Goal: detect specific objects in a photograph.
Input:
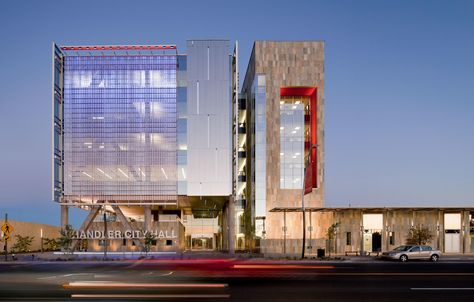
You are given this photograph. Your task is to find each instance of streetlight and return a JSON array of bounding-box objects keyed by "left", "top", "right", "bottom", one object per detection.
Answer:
[
  {"left": 40, "top": 228, "right": 43, "bottom": 253},
  {"left": 301, "top": 144, "right": 317, "bottom": 259}
]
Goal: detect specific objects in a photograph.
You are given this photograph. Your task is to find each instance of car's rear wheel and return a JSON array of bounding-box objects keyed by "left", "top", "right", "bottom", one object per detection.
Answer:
[
  {"left": 400, "top": 255, "right": 408, "bottom": 262},
  {"left": 430, "top": 254, "right": 439, "bottom": 262}
]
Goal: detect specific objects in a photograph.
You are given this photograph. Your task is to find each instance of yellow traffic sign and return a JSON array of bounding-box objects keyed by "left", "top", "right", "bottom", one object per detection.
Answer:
[
  {"left": 3, "top": 233, "right": 11, "bottom": 241},
  {"left": 1, "top": 222, "right": 13, "bottom": 234}
]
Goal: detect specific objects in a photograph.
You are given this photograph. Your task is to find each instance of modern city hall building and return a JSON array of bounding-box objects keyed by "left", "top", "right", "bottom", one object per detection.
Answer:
[{"left": 52, "top": 40, "right": 474, "bottom": 255}]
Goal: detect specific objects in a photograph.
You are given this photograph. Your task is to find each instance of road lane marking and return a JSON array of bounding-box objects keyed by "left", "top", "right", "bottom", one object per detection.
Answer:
[
  {"left": 141, "top": 271, "right": 173, "bottom": 277},
  {"left": 63, "top": 282, "right": 228, "bottom": 289},
  {"left": 71, "top": 294, "right": 230, "bottom": 299},
  {"left": 37, "top": 276, "right": 57, "bottom": 280}
]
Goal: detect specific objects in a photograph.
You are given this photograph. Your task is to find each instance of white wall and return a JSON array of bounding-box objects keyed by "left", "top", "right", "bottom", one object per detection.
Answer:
[{"left": 186, "top": 40, "right": 232, "bottom": 196}]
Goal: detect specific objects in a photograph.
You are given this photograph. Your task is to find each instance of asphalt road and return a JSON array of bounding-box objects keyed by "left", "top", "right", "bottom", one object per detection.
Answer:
[{"left": 1, "top": 259, "right": 474, "bottom": 301}]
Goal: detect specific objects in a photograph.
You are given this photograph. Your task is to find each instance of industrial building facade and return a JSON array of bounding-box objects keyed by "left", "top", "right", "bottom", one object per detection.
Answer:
[{"left": 52, "top": 40, "right": 474, "bottom": 255}]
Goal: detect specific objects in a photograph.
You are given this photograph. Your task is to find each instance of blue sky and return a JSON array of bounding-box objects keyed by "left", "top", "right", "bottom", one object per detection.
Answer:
[{"left": 0, "top": 0, "right": 473, "bottom": 227}]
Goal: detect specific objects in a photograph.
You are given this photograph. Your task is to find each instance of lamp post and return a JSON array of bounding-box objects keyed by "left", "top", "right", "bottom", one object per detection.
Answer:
[{"left": 301, "top": 144, "right": 317, "bottom": 259}]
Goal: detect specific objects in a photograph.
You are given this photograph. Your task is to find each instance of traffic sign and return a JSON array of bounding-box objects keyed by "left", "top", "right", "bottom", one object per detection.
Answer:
[
  {"left": 3, "top": 233, "right": 10, "bottom": 241},
  {"left": 1, "top": 222, "right": 13, "bottom": 234}
]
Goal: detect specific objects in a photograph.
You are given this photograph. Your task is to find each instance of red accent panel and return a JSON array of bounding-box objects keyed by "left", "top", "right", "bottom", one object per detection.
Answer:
[{"left": 280, "top": 87, "right": 318, "bottom": 194}]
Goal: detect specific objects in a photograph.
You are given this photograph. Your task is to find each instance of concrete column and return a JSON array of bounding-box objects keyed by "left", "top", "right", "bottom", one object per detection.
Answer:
[
  {"left": 61, "top": 205, "right": 69, "bottom": 228},
  {"left": 144, "top": 205, "right": 152, "bottom": 232},
  {"left": 228, "top": 197, "right": 235, "bottom": 254}
]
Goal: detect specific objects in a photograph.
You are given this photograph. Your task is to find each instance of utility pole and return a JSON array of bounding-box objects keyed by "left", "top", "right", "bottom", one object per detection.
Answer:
[
  {"left": 103, "top": 211, "right": 107, "bottom": 259},
  {"left": 302, "top": 144, "right": 317, "bottom": 259},
  {"left": 4, "top": 213, "right": 8, "bottom": 261}
]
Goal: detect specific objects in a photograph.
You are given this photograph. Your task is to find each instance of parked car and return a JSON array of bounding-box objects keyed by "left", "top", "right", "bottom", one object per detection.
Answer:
[{"left": 381, "top": 245, "right": 441, "bottom": 262}]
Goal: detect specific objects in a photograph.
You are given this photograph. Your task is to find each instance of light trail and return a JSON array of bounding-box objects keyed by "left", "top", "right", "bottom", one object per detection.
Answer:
[
  {"left": 71, "top": 294, "right": 230, "bottom": 299},
  {"left": 63, "top": 282, "right": 228, "bottom": 289},
  {"left": 233, "top": 264, "right": 335, "bottom": 269},
  {"left": 411, "top": 288, "right": 474, "bottom": 291}
]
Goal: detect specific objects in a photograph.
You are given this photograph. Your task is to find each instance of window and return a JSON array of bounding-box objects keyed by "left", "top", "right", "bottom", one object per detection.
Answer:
[
  {"left": 421, "top": 246, "right": 432, "bottom": 251},
  {"left": 98, "top": 240, "right": 109, "bottom": 246},
  {"left": 166, "top": 240, "right": 173, "bottom": 246},
  {"left": 389, "top": 232, "right": 395, "bottom": 245},
  {"left": 346, "top": 232, "right": 351, "bottom": 245},
  {"left": 280, "top": 102, "right": 304, "bottom": 189},
  {"left": 410, "top": 246, "right": 421, "bottom": 252},
  {"left": 122, "top": 239, "right": 127, "bottom": 246},
  {"left": 152, "top": 240, "right": 157, "bottom": 246}
]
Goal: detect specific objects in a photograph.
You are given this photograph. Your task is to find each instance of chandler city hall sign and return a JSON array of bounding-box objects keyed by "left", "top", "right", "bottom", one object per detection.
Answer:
[{"left": 74, "top": 229, "right": 177, "bottom": 239}]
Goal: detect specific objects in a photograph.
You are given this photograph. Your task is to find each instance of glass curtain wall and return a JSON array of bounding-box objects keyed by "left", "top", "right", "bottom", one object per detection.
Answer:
[
  {"left": 280, "top": 98, "right": 305, "bottom": 189},
  {"left": 53, "top": 45, "right": 64, "bottom": 202},
  {"left": 62, "top": 55, "right": 178, "bottom": 202},
  {"left": 253, "top": 75, "right": 266, "bottom": 239},
  {"left": 177, "top": 55, "right": 187, "bottom": 195}
]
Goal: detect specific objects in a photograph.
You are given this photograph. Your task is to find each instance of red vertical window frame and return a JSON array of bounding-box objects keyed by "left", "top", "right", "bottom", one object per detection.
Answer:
[{"left": 280, "top": 87, "right": 318, "bottom": 193}]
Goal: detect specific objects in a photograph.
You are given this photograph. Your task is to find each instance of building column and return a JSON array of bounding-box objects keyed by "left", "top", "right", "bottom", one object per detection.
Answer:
[
  {"left": 144, "top": 205, "right": 152, "bottom": 232},
  {"left": 439, "top": 210, "right": 444, "bottom": 252},
  {"left": 384, "top": 210, "right": 389, "bottom": 252},
  {"left": 61, "top": 205, "right": 69, "bottom": 228},
  {"left": 463, "top": 211, "right": 470, "bottom": 254},
  {"left": 359, "top": 210, "right": 364, "bottom": 254},
  {"left": 228, "top": 197, "right": 235, "bottom": 254}
]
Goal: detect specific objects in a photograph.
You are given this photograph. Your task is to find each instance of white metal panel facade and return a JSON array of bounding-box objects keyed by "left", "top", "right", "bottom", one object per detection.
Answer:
[{"left": 186, "top": 40, "right": 232, "bottom": 196}]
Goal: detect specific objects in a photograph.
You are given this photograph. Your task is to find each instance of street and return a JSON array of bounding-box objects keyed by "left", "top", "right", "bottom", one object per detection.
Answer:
[{"left": 1, "top": 258, "right": 474, "bottom": 301}]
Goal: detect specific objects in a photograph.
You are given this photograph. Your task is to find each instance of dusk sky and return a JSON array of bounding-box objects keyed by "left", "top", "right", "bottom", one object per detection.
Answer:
[{"left": 0, "top": 0, "right": 473, "bottom": 227}]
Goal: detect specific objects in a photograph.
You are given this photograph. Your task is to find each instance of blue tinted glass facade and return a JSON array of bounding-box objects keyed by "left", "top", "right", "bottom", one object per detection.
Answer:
[
  {"left": 177, "top": 55, "right": 188, "bottom": 195},
  {"left": 62, "top": 55, "right": 178, "bottom": 202}
]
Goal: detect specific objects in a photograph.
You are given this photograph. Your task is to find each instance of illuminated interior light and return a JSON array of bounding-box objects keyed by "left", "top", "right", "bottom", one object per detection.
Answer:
[
  {"left": 239, "top": 135, "right": 246, "bottom": 148},
  {"left": 82, "top": 172, "right": 93, "bottom": 179},
  {"left": 181, "top": 168, "right": 186, "bottom": 179},
  {"left": 161, "top": 167, "right": 168, "bottom": 179},
  {"left": 84, "top": 142, "right": 92, "bottom": 145},
  {"left": 239, "top": 159, "right": 247, "bottom": 172},
  {"left": 99, "top": 145, "right": 104, "bottom": 149},
  {"left": 92, "top": 116, "right": 104, "bottom": 120},
  {"left": 280, "top": 127, "right": 284, "bottom": 130},
  {"left": 117, "top": 168, "right": 129, "bottom": 179},
  {"left": 87, "top": 146, "right": 92, "bottom": 149},
  {"left": 237, "top": 183, "right": 246, "bottom": 196},
  {"left": 295, "top": 101, "right": 301, "bottom": 104},
  {"left": 292, "top": 105, "right": 297, "bottom": 109},
  {"left": 280, "top": 153, "right": 284, "bottom": 156},
  {"left": 97, "top": 168, "right": 112, "bottom": 179},
  {"left": 138, "top": 167, "right": 145, "bottom": 177},
  {"left": 280, "top": 101, "right": 284, "bottom": 105},
  {"left": 295, "top": 153, "right": 300, "bottom": 156},
  {"left": 292, "top": 155, "right": 297, "bottom": 159},
  {"left": 291, "top": 130, "right": 297, "bottom": 134},
  {"left": 295, "top": 126, "right": 300, "bottom": 130}
]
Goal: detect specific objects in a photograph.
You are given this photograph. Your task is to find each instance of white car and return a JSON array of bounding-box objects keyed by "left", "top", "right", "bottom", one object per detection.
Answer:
[{"left": 381, "top": 245, "right": 441, "bottom": 262}]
